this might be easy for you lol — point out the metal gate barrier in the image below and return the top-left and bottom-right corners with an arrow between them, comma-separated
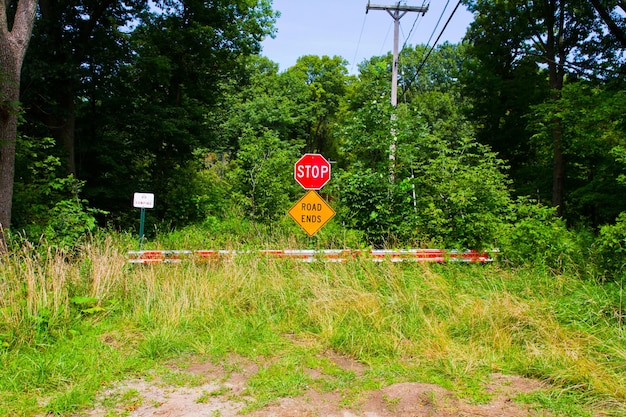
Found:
127,249 -> 496,264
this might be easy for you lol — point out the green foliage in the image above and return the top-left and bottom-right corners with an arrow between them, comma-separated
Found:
336,92 -> 512,248
287,55 -> 351,156
43,199 -> 100,249
155,151 -> 233,225
21,0 -> 279,229
462,0 -> 626,223
461,0 -> 548,192
592,212 -> 626,281
335,168 -> 414,247
529,82 -> 626,224
12,136 -> 103,248
496,199 -> 585,271
406,134 -> 512,249
229,129 -> 301,220
612,145 -> 626,186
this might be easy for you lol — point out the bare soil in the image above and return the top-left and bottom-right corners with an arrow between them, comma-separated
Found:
81,352 -> 549,417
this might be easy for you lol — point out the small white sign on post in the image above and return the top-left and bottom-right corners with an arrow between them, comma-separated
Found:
133,193 -> 155,209
133,192 -> 154,251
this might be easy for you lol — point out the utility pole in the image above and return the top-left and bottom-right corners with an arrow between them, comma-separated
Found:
366,1 -> 428,182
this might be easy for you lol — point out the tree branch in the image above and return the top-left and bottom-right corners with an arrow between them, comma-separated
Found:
589,0 -> 626,48
6,0 -> 38,61
0,0 -> 8,35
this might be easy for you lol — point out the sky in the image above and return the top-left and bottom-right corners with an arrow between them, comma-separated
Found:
260,0 -> 475,73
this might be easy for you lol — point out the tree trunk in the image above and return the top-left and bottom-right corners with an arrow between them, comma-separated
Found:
34,0 -> 116,176
0,0 -> 39,248
544,0 -> 566,216
551,112 -> 565,214
0,63 -> 19,233
51,91 -> 77,175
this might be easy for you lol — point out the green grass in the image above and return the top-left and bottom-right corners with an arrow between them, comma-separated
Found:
1,233 -> 625,415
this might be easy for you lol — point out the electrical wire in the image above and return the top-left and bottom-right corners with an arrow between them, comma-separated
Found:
379,20 -> 394,55
402,0 -> 462,96
351,11 -> 370,74
400,3 -> 427,52
425,0 -> 451,47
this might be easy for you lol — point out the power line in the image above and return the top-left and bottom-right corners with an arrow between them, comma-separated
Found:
366,1 -> 430,183
351,11 -> 370,73
402,0 -> 462,96
425,0 -> 451,47
401,2 -> 428,52
379,20 -> 394,56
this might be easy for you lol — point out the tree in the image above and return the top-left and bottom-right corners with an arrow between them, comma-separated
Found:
336,46 -> 512,247
287,55 -> 351,157
588,0 -> 626,48
459,11 -> 548,198
78,0 -> 277,225
21,0 -> 148,175
529,81 -> 626,225
463,0 -> 621,217
229,128 -> 301,220
219,55 -> 311,152
0,0 -> 37,243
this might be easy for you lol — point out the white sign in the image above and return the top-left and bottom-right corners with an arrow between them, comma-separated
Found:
133,193 -> 154,208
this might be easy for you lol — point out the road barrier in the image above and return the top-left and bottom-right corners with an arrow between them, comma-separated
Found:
127,249 -> 495,264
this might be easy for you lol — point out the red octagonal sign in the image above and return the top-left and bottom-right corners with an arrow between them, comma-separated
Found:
294,153 -> 331,190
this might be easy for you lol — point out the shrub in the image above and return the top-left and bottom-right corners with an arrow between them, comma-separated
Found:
496,199 -> 584,271
11,136 -> 104,249
593,212 -> 626,281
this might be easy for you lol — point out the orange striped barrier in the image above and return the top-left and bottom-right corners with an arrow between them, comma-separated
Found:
127,249 -> 495,264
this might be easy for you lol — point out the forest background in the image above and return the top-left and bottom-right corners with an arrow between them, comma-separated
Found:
3,1 -> 626,416
0,0 -> 625,272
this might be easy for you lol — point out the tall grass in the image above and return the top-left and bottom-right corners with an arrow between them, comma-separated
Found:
1,234 -> 625,416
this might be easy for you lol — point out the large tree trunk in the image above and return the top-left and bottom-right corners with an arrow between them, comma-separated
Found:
0,63 -> 20,234
0,0 -> 39,248
544,0 -> 567,217
48,90 -> 77,175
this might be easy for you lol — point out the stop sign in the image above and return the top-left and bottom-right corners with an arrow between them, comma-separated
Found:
294,153 -> 331,190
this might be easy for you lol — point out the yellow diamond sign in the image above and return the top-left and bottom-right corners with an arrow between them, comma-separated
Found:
288,190 -> 336,236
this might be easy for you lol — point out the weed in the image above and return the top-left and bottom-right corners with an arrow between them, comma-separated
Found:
159,369 -> 205,388
195,390 -> 211,404
382,393 -> 401,410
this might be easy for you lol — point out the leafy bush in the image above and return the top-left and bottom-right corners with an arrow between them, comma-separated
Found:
159,151 -> 233,225
592,212 -> 626,281
12,136 -> 103,248
334,169 -> 419,247
407,135 -> 512,249
335,135 -> 512,249
496,199 -> 585,271
228,129 -> 301,220
336,94 -> 512,249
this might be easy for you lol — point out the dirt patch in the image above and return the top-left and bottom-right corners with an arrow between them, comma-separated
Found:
80,354 -> 548,417
251,375 -> 545,417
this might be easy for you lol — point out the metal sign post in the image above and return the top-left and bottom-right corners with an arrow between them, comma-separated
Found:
138,207 -> 146,250
133,193 -> 155,250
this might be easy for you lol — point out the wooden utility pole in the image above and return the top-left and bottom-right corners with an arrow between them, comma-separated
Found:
366,1 -> 428,182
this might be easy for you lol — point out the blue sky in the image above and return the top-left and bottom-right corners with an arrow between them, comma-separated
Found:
261,0 -> 475,73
